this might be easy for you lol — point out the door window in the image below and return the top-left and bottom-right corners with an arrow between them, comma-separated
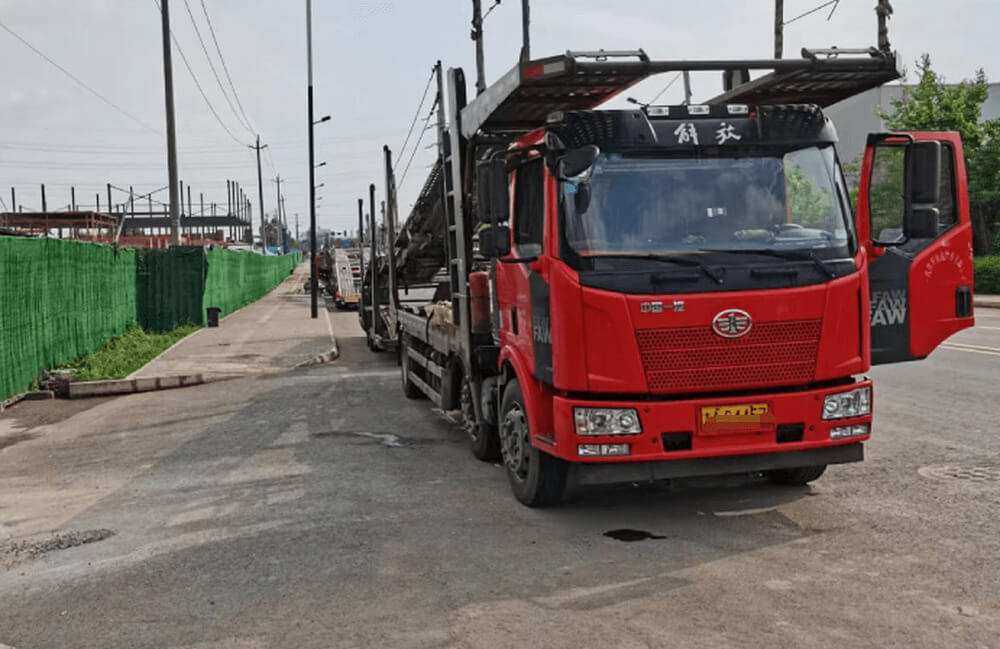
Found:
513,158 -> 545,256
868,142 -> 957,247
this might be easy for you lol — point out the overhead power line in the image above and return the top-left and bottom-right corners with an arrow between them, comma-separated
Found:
181,0 -> 254,135
648,72 -> 683,105
396,68 -> 436,171
0,18 -> 161,135
199,0 -> 256,135
152,0 -> 249,147
398,97 -> 439,191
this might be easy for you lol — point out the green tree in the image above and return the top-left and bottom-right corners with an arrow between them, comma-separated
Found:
785,163 -> 833,226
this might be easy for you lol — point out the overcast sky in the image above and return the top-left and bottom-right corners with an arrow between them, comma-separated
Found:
1,1 -> 997,235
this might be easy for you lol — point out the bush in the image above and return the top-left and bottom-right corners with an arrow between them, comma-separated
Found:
55,325 -> 200,382
975,256 -> 1000,294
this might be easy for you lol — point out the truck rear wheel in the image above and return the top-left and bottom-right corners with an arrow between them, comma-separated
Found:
461,380 -> 499,461
399,337 -> 424,400
499,379 -> 566,506
766,464 -> 827,485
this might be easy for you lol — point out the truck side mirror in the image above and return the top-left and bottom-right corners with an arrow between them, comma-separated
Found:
559,145 -> 601,179
903,141 -> 942,239
904,206 -> 940,239
476,158 -> 510,229
478,225 -> 511,258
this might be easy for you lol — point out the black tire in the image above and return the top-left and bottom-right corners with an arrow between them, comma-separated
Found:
400,337 -> 424,400
461,380 -> 500,461
499,379 -> 567,506
766,464 -> 827,485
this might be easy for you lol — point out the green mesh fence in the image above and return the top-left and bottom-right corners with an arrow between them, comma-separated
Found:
0,238 -> 299,402
0,237 -> 136,401
136,247 -> 206,333
201,249 -> 300,320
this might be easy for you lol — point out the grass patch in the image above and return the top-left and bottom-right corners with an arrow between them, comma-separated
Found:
55,324 -> 200,382
975,255 -> 1000,294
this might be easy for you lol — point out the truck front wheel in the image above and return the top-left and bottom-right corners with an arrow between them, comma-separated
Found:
766,465 -> 827,485
499,379 -> 566,506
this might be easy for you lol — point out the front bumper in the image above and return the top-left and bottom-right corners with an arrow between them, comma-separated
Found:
548,379 -> 872,465
570,443 -> 863,487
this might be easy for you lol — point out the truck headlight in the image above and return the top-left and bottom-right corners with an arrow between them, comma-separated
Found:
574,407 -> 642,436
822,387 -> 871,420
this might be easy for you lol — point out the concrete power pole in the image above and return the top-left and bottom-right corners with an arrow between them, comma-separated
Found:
520,0 -> 531,62
251,135 -> 267,252
472,0 -> 486,95
774,0 -> 784,59
159,0 -> 182,246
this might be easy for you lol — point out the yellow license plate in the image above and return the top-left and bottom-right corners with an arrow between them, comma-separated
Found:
700,403 -> 775,435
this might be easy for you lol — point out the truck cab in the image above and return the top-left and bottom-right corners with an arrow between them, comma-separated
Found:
477,103 -> 974,504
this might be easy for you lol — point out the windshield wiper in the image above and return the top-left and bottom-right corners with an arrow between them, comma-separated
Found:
590,254 -> 724,284
701,248 -> 836,279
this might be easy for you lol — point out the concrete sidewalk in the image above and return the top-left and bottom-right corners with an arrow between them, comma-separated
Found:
133,263 -> 336,380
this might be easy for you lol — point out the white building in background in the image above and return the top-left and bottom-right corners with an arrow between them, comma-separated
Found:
825,83 -> 1000,164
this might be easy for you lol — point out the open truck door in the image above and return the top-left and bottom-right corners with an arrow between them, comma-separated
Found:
860,132 -> 975,365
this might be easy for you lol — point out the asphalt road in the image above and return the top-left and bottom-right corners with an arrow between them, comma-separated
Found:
1,309 -> 999,648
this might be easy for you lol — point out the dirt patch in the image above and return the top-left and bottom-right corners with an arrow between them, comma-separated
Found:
1,395 -> 113,429
1,529 -> 116,568
0,432 -> 38,452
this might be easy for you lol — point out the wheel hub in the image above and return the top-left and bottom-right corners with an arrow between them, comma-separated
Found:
500,404 -> 530,480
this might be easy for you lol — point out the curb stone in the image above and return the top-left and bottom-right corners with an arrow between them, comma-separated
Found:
66,374 -> 239,399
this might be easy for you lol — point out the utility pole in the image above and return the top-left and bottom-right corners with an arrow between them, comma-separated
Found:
774,0 -> 784,59
472,0 -> 486,95
250,135 -> 268,253
356,199 -> 364,284
383,146 -> 398,329
275,174 -> 283,251
876,0 -> 893,55
369,183 -> 377,324
160,0 -> 181,246
307,0 -> 319,318
520,0 -> 531,62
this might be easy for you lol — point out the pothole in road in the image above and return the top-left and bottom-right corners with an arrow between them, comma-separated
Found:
603,529 -> 667,542
1,529 -> 116,567
919,463 -> 1000,484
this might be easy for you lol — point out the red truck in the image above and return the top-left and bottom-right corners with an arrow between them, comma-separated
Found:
361,35 -> 975,506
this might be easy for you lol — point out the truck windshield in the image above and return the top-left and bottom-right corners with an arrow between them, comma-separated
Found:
562,145 -> 852,258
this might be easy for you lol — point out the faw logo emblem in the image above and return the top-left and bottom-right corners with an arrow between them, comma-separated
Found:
712,309 -> 752,338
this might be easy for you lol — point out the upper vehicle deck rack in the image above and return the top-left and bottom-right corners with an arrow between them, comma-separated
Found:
460,47 -> 901,138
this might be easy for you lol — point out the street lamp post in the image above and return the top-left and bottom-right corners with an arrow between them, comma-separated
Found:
307,0 -> 318,317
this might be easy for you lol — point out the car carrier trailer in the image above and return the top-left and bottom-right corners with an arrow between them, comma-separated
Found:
331,247 -> 362,309
359,12 -> 975,506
